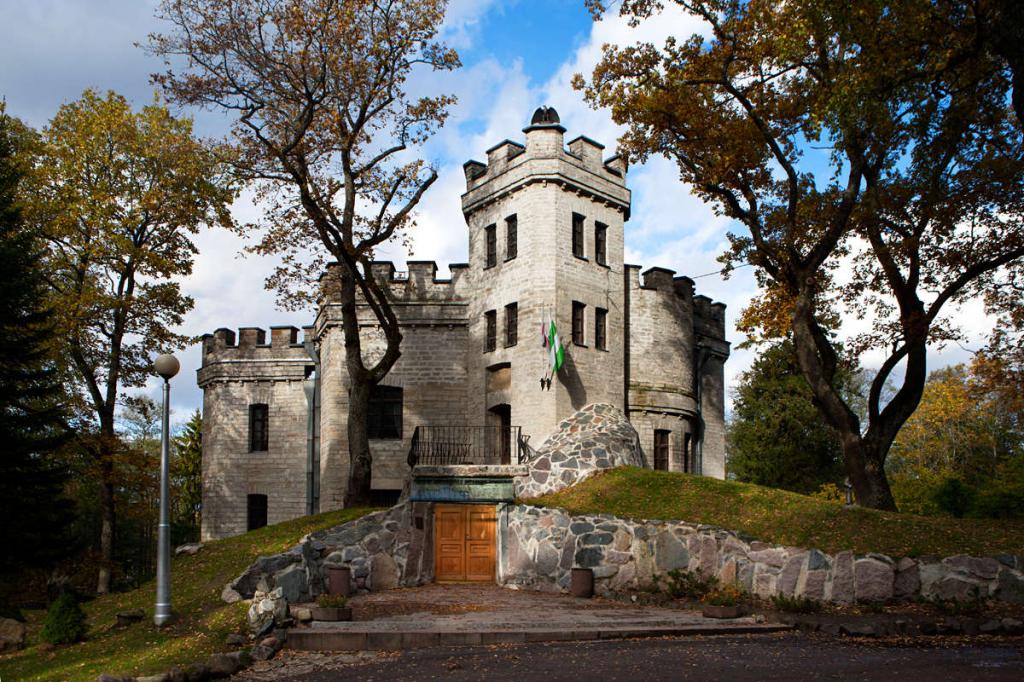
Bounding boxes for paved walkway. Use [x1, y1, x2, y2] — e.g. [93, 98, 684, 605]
[286, 584, 788, 651]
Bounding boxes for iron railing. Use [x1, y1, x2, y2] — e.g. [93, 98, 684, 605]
[408, 425, 526, 466]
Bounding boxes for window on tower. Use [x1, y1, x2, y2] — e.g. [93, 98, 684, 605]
[249, 403, 269, 452]
[505, 302, 518, 347]
[506, 215, 517, 261]
[595, 222, 607, 265]
[368, 385, 403, 439]
[485, 224, 497, 268]
[485, 309, 497, 352]
[572, 301, 585, 346]
[595, 307, 607, 350]
[572, 213, 585, 259]
[654, 430, 670, 471]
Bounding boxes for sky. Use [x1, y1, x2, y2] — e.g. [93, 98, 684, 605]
[0, 0, 989, 426]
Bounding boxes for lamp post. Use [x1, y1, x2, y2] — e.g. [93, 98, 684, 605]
[154, 353, 180, 626]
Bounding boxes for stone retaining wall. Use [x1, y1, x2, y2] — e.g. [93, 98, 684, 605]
[499, 504, 1024, 604]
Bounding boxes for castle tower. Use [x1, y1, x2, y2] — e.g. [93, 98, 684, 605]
[461, 107, 632, 447]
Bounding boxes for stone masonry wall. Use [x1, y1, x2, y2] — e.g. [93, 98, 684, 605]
[499, 504, 1024, 604]
[515, 403, 644, 499]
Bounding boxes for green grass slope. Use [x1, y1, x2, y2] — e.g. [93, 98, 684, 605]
[0, 507, 376, 682]
[531, 468, 1024, 558]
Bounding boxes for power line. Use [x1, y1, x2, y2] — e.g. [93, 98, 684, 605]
[689, 262, 753, 279]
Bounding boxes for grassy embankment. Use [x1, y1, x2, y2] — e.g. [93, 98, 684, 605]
[0, 507, 376, 682]
[532, 467, 1024, 558]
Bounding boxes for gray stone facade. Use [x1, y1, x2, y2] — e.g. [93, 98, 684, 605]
[198, 108, 730, 540]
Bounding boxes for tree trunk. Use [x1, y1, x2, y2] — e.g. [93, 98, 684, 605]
[96, 457, 115, 595]
[841, 434, 897, 510]
[346, 379, 373, 506]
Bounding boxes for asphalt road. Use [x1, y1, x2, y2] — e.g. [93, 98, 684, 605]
[246, 632, 1024, 681]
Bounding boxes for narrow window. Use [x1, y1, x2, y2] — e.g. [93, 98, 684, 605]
[247, 494, 268, 531]
[505, 215, 517, 260]
[505, 302, 518, 347]
[249, 403, 269, 452]
[572, 301, 585, 346]
[485, 310, 497, 352]
[654, 430, 670, 471]
[595, 222, 607, 265]
[683, 432, 692, 473]
[595, 307, 607, 351]
[368, 385, 403, 439]
[572, 213, 585, 259]
[485, 224, 497, 267]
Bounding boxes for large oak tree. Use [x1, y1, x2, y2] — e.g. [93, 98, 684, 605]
[149, 0, 459, 505]
[578, 0, 1024, 508]
[26, 90, 234, 593]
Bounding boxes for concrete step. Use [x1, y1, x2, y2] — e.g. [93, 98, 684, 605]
[286, 623, 793, 651]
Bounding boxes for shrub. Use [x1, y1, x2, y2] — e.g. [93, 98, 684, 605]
[702, 584, 744, 607]
[933, 478, 976, 518]
[658, 569, 719, 600]
[770, 593, 822, 613]
[811, 482, 844, 504]
[40, 592, 88, 645]
[316, 593, 348, 608]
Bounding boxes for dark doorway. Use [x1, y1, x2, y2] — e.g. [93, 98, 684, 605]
[487, 403, 512, 464]
[247, 494, 268, 531]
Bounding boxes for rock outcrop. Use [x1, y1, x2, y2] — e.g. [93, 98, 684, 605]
[515, 403, 644, 499]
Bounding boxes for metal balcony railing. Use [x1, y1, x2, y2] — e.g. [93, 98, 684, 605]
[407, 425, 526, 466]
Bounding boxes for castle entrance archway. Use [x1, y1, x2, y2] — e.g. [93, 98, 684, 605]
[434, 503, 497, 582]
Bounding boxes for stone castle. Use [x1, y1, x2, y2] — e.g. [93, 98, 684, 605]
[198, 108, 730, 541]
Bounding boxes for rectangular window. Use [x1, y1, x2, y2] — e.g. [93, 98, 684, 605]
[506, 215, 517, 260]
[683, 432, 692, 473]
[595, 307, 607, 351]
[247, 494, 268, 531]
[654, 430, 670, 471]
[505, 302, 518, 347]
[368, 385, 403, 439]
[572, 301, 585, 346]
[572, 213, 585, 259]
[485, 310, 497, 352]
[485, 224, 497, 268]
[595, 222, 607, 265]
[249, 403, 269, 452]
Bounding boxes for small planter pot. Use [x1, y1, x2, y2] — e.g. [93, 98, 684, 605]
[325, 565, 352, 596]
[311, 606, 352, 622]
[571, 567, 594, 598]
[702, 604, 741, 619]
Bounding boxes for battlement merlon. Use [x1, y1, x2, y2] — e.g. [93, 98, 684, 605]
[318, 261, 470, 305]
[461, 107, 631, 219]
[197, 324, 313, 386]
[625, 264, 730, 343]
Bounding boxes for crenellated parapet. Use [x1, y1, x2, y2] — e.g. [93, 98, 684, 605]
[318, 261, 469, 305]
[461, 106, 631, 219]
[198, 324, 312, 387]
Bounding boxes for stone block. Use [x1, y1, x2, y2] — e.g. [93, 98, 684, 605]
[654, 531, 690, 572]
[830, 551, 855, 604]
[797, 569, 827, 600]
[944, 555, 999, 581]
[273, 564, 307, 604]
[854, 557, 894, 602]
[997, 568, 1024, 604]
[777, 554, 805, 597]
[894, 558, 921, 599]
[369, 553, 400, 591]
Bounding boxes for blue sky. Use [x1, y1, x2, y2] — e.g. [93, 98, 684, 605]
[0, 0, 985, 424]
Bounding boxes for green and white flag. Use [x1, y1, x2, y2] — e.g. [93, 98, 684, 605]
[547, 316, 564, 376]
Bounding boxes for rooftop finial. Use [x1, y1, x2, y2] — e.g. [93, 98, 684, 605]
[530, 106, 560, 126]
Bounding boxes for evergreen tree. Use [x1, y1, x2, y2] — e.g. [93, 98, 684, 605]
[727, 340, 845, 494]
[172, 410, 202, 542]
[0, 107, 75, 594]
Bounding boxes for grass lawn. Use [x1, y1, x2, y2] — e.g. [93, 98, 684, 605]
[531, 467, 1024, 558]
[0, 507, 376, 682]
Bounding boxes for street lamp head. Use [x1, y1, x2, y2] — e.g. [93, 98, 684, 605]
[154, 353, 180, 381]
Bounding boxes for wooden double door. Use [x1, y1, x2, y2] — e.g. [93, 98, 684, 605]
[434, 504, 497, 582]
